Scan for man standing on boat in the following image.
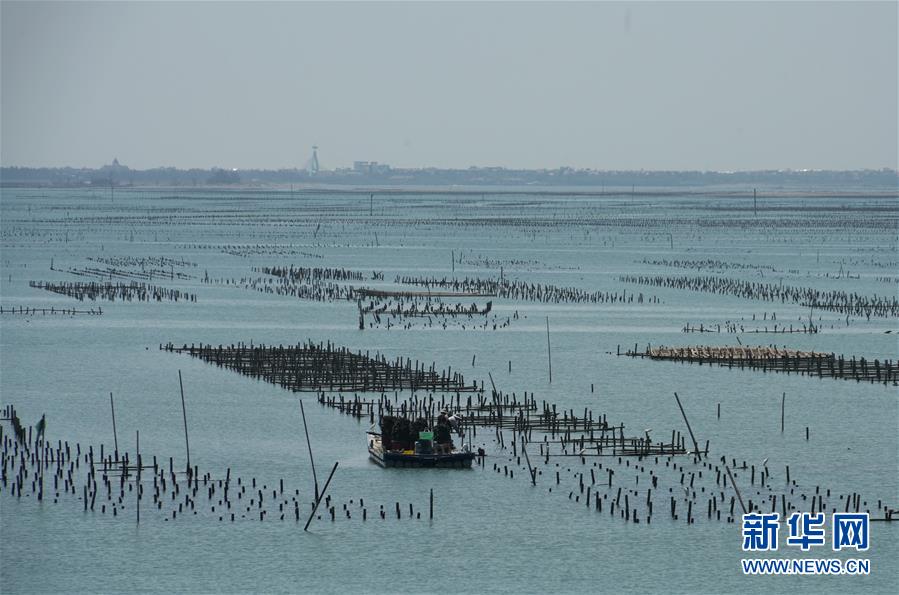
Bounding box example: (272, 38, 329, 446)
(447, 412, 463, 437)
(436, 410, 453, 454)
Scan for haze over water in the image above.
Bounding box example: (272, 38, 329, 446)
(2, 0, 898, 592)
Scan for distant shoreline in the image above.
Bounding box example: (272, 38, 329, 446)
(2, 165, 896, 195)
(1, 183, 897, 200)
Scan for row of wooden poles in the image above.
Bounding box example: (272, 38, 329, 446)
(318, 391, 693, 458)
(393, 386, 897, 526)
(394, 275, 656, 305)
(161, 342, 480, 393)
(201, 274, 358, 302)
(30, 281, 196, 303)
(0, 403, 434, 527)
(87, 255, 197, 269)
(620, 344, 898, 385)
(471, 377, 896, 525)
(682, 322, 818, 334)
(317, 366, 697, 460)
(485, 445, 896, 525)
(59, 265, 193, 282)
(0, 306, 103, 316)
(160, 337, 693, 460)
(358, 299, 492, 318)
(312, 367, 896, 526)
(200, 262, 381, 305)
(177, 243, 321, 259)
(639, 257, 778, 273)
(4, 398, 894, 529)
(160, 340, 690, 458)
(619, 274, 899, 318)
(4, 375, 896, 530)
(256, 265, 376, 283)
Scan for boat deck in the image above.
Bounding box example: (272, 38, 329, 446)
(368, 435, 474, 468)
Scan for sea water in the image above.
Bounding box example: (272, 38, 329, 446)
(1, 187, 896, 594)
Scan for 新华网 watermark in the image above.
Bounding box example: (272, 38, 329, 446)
(740, 512, 871, 576)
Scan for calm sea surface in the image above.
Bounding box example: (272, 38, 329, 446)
(1, 187, 896, 594)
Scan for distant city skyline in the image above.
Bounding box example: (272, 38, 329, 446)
(5, 161, 896, 192)
(2, 1, 896, 171)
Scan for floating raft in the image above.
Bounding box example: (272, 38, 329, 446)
(621, 344, 898, 385)
(647, 346, 827, 360)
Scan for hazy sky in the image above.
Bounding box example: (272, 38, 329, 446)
(2, 1, 896, 171)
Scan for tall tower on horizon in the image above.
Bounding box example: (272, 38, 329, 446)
(307, 146, 320, 175)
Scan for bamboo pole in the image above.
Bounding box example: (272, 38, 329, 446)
(299, 400, 319, 502)
(178, 371, 191, 471)
(304, 461, 339, 531)
(673, 392, 701, 459)
(136, 430, 140, 525)
(109, 392, 118, 456)
(724, 461, 747, 515)
(546, 317, 552, 383)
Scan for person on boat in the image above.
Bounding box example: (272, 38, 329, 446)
(447, 412, 463, 437)
(435, 419, 453, 454)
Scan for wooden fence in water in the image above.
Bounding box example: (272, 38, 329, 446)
(162, 342, 480, 393)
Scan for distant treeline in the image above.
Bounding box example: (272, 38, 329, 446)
(2, 165, 897, 189)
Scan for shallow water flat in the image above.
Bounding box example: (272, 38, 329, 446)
(1, 188, 896, 594)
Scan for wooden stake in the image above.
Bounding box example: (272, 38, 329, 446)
(178, 370, 191, 471)
(304, 461, 339, 531)
(781, 392, 785, 433)
(299, 400, 319, 502)
(546, 317, 552, 383)
(723, 461, 746, 514)
(521, 438, 536, 485)
(109, 392, 118, 456)
(673, 393, 701, 459)
(136, 430, 140, 525)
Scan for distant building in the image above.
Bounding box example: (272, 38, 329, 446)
(353, 161, 391, 175)
(99, 157, 130, 175)
(307, 146, 320, 175)
(90, 157, 131, 186)
(206, 168, 241, 184)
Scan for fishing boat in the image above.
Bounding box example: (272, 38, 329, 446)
(367, 431, 474, 468)
(368, 414, 475, 468)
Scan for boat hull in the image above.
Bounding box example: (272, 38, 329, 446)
(369, 446, 474, 468)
